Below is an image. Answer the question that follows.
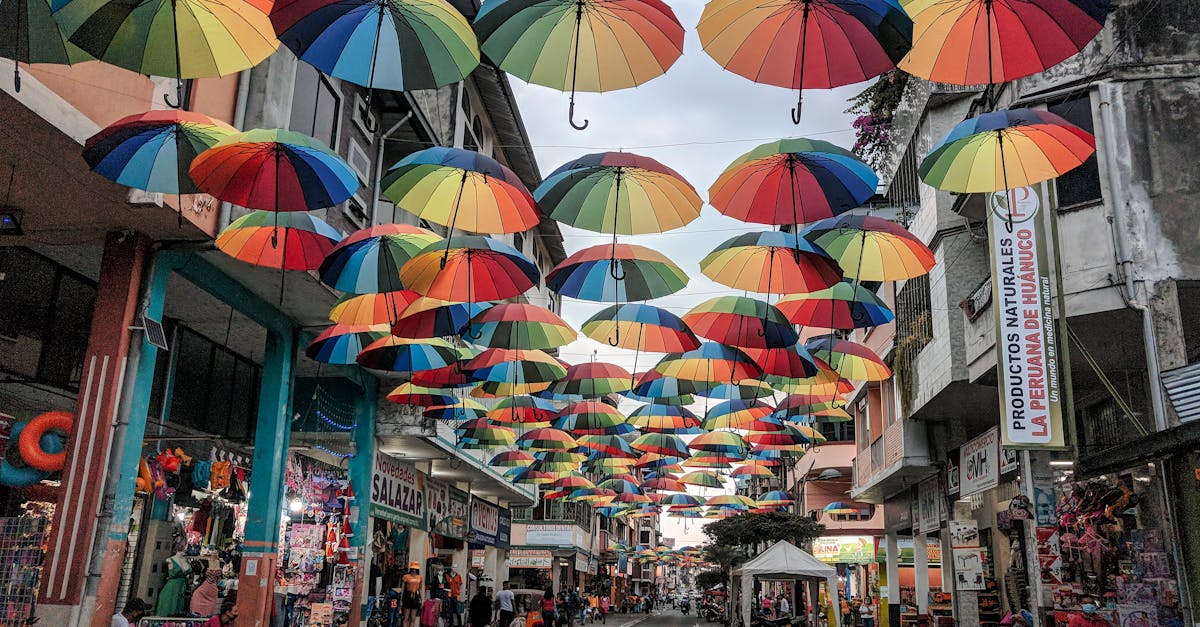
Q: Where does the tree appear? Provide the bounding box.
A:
[702,511,826,550]
[695,568,726,591]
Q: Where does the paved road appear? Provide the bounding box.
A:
[594,608,714,627]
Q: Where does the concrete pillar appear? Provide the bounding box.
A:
[885,532,900,627]
[348,379,378,626]
[950,501,978,626]
[1148,280,1187,426]
[914,532,929,615]
[236,328,296,627]
[36,232,149,627]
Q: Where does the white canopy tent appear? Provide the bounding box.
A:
[734,541,840,627]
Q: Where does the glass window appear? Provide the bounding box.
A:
[290,64,341,149]
[1048,94,1102,207]
[156,324,261,440]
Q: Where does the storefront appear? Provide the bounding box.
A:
[367,453,427,602]
[506,549,554,590]
[467,497,512,595]
[812,535,876,600]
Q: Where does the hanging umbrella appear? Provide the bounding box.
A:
[584,457,637,474]
[393,298,493,339]
[774,393,847,419]
[682,297,799,350]
[551,472,596,491]
[654,343,762,384]
[1,0,91,91]
[745,423,817,448]
[899,0,1109,86]
[802,215,935,281]
[776,281,894,329]
[706,494,757,509]
[807,337,891,381]
[657,493,702,507]
[83,110,235,225]
[918,108,1096,196]
[768,365,854,396]
[503,465,556,482]
[757,490,794,506]
[386,383,458,406]
[701,400,775,431]
[304,324,390,365]
[547,243,689,302]
[627,405,700,433]
[400,235,539,303]
[549,362,633,398]
[55,0,278,107]
[641,476,687,493]
[537,152,700,233]
[634,452,684,469]
[685,451,742,467]
[463,348,568,385]
[699,231,843,297]
[489,450,535,467]
[319,224,442,296]
[464,303,576,350]
[709,139,879,231]
[581,303,700,351]
[822,500,865,514]
[730,463,775,478]
[474,0,684,129]
[356,336,458,373]
[471,379,553,398]
[328,290,421,325]
[741,343,820,380]
[688,430,747,454]
[678,470,724,488]
[748,448,785,465]
[217,210,341,270]
[626,370,705,404]
[553,401,629,434]
[271,0,478,105]
[597,477,642,494]
[517,427,578,452]
[576,434,636,458]
[698,0,912,123]
[424,398,487,421]
[458,421,518,448]
[630,433,690,458]
[487,395,558,425]
[696,380,776,401]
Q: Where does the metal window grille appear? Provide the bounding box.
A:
[0,517,48,624]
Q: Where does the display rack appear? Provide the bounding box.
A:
[0,517,47,625]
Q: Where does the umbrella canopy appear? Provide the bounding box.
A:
[742,343,820,380]
[536,152,701,233]
[657,493,702,506]
[489,450,535,467]
[696,380,776,401]
[802,215,935,281]
[702,400,775,430]
[304,324,390,365]
[776,281,894,329]
[682,296,799,350]
[356,336,458,373]
[386,383,458,406]
[553,401,628,434]
[775,392,845,416]
[634,453,685,470]
[271,0,478,92]
[552,472,596,490]
[547,243,689,302]
[709,139,879,227]
[319,224,442,295]
[685,451,741,467]
[899,0,1109,86]
[488,395,558,425]
[576,434,636,458]
[918,108,1097,194]
[581,303,700,352]
[745,423,818,448]
[423,398,487,421]
[393,298,492,339]
[380,146,538,233]
[654,343,762,383]
[414,357,481,389]
[768,366,855,396]
[642,476,687,492]
[400,235,539,302]
[190,129,358,211]
[757,490,794,506]
[822,500,866,514]
[1,0,90,89]
[627,404,700,433]
[630,433,690,457]
[474,0,684,129]
[465,303,576,350]
[464,348,568,385]
[678,470,724,488]
[472,379,553,398]
[689,430,748,454]
[458,421,518,448]
[597,477,642,494]
[627,370,705,404]
[217,210,341,270]
[550,362,633,398]
[329,290,421,325]
[584,458,638,474]
[706,494,757,509]
[700,231,843,296]
[517,427,578,452]
[807,338,891,381]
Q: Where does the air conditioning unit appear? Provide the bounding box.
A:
[352,92,377,140]
[346,138,371,186]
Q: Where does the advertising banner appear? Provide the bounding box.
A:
[959,427,1000,497]
[917,475,941,533]
[988,186,1065,448]
[813,536,875,564]
[525,524,575,547]
[946,449,960,497]
[469,499,511,548]
[506,549,553,569]
[877,537,942,566]
[426,479,468,539]
[370,454,426,529]
[953,548,987,591]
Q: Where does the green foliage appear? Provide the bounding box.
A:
[702,543,749,573]
[695,568,727,591]
[702,511,826,549]
[845,70,911,169]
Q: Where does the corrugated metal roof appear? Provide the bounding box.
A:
[1161,362,1200,424]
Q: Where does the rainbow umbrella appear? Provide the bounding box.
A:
[627,405,700,433]
[802,215,935,281]
[581,303,700,351]
[553,401,629,434]
[823,500,865,514]
[709,139,879,229]
[641,476,686,492]
[1,0,90,90]
[217,210,341,270]
[807,338,891,381]
[918,108,1097,196]
[655,343,761,384]
[657,493,702,507]
[304,324,390,365]
[531,451,589,469]
[400,235,539,303]
[748,448,785,465]
[775,393,846,419]
[381,146,538,237]
[613,493,653,505]
[271,0,478,95]
[630,433,689,457]
[701,400,775,430]
[700,231,843,297]
[731,463,775,478]
[757,490,794,506]
[410,352,478,388]
[319,224,442,296]
[329,290,421,325]
[685,452,741,467]
[768,365,855,396]
[698,0,912,123]
[56,0,278,107]
[745,424,817,448]
[634,453,685,470]
[626,370,704,404]
[504,466,556,483]
[547,243,689,303]
[549,362,633,398]
[682,297,799,350]
[487,395,558,425]
[776,281,894,329]
[899,0,1109,86]
[465,303,576,350]
[597,477,642,494]
[489,450,535,467]
[741,343,820,380]
[696,380,776,401]
[517,427,578,451]
[356,336,458,373]
[471,380,553,398]
[667,506,704,518]
[688,430,747,454]
[393,298,492,339]
[576,434,637,458]
[552,472,596,490]
[706,494,757,509]
[386,383,457,406]
[584,458,637,474]
[571,488,618,503]
[464,348,568,385]
[424,398,487,422]
[475,0,684,129]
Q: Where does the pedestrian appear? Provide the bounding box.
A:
[599,595,609,624]
[777,595,790,618]
[112,598,151,627]
[763,595,774,619]
[859,597,875,627]
[841,597,852,627]
[202,600,238,627]
[496,581,516,627]
[541,588,558,627]
[469,588,493,627]
[1068,602,1114,627]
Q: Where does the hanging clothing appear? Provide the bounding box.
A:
[156,556,190,617]
[421,598,442,626]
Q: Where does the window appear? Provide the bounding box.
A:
[816,419,855,443]
[1048,94,1102,207]
[290,64,341,149]
[513,232,525,255]
[150,324,261,440]
[0,247,96,389]
[831,507,874,521]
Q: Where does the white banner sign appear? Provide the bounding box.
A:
[526,524,576,547]
[507,549,553,569]
[960,427,1000,497]
[953,548,987,591]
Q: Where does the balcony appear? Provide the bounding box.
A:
[850,418,935,504]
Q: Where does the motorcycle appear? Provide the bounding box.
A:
[681,601,691,616]
[750,612,805,627]
[700,602,726,623]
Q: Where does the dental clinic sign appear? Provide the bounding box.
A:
[988,186,1065,449]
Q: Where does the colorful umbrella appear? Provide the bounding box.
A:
[553,401,629,434]
[918,108,1096,195]
[626,370,705,404]
[502,465,555,482]
[775,392,845,417]
[217,210,341,270]
[581,303,700,351]
[655,343,762,384]
[549,362,633,398]
[423,398,487,422]
[537,152,700,233]
[699,231,843,296]
[190,129,358,212]
[775,281,894,329]
[584,458,637,474]
[400,235,539,303]
[471,379,553,398]
[597,477,642,494]
[641,476,687,493]
[685,451,741,467]
[487,395,558,425]
[271,0,478,98]
[682,296,799,350]
[822,500,865,514]
[630,433,690,457]
[516,427,577,452]
[576,434,636,458]
[688,430,747,454]
[757,490,794,506]
[767,366,854,396]
[534,450,588,466]
[698,0,912,123]
[386,383,457,406]
[458,421,517,448]
[702,400,775,430]
[328,290,421,325]
[696,380,776,401]
[802,215,935,281]
[465,303,576,350]
[381,146,538,237]
[304,324,389,365]
[411,351,486,390]
[474,0,684,129]
[899,0,1109,86]
[730,462,775,478]
[489,450,535,467]
[464,348,568,385]
[356,336,458,373]
[807,338,891,381]
[319,224,442,296]
[741,343,820,380]
[393,298,492,339]
[678,471,724,488]
[627,405,700,433]
[56,0,278,107]
[634,453,685,470]
[551,472,596,490]
[547,243,689,303]
[706,494,757,509]
[657,493,702,507]
[745,423,817,448]
[1,0,90,90]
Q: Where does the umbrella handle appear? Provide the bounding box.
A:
[569,99,589,131]
[465,325,483,341]
[13,63,19,93]
[791,94,803,126]
[164,79,184,109]
[360,96,380,134]
[609,258,626,281]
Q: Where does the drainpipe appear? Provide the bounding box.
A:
[1098,82,1168,432]
[217,71,253,232]
[371,112,414,225]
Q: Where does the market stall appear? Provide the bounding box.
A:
[735,540,841,627]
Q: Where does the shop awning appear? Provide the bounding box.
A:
[735,541,840,627]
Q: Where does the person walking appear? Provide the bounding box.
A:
[495,581,516,627]
[859,597,875,627]
[541,588,558,627]
[111,598,150,627]
[841,597,853,627]
[469,588,493,627]
[777,595,791,618]
[599,595,609,624]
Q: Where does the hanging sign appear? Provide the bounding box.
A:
[370,454,426,529]
[426,479,468,539]
[952,548,987,591]
[946,449,960,498]
[506,549,553,569]
[917,475,941,533]
[469,499,511,548]
[813,536,875,564]
[988,186,1065,448]
[526,524,576,547]
[959,427,1000,498]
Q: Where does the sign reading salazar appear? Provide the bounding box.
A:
[371,454,426,529]
[988,187,1065,449]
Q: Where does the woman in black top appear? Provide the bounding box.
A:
[469,589,493,627]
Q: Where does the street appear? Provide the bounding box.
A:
[591,608,712,627]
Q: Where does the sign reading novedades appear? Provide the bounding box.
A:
[371,454,426,529]
[988,186,1065,448]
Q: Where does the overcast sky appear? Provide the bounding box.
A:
[510,0,869,548]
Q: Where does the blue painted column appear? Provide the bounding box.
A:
[349,377,378,626]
